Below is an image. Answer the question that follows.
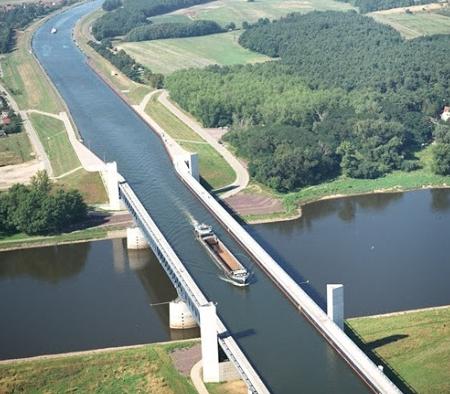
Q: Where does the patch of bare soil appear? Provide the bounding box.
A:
[215,380,248,394]
[224,193,283,216]
[169,344,201,376]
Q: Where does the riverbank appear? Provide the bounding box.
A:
[0,340,199,393]
[347,305,450,394]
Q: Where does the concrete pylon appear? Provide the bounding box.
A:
[169,298,197,329]
[185,152,199,181]
[126,227,149,250]
[200,302,220,383]
[105,161,122,210]
[327,284,344,330]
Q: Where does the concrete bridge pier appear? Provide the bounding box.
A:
[200,302,220,382]
[175,152,199,181]
[327,284,344,330]
[104,161,124,210]
[169,298,197,329]
[126,227,149,250]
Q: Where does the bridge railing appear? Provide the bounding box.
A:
[118,181,269,394]
[175,161,402,394]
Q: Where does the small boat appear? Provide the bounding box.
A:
[51,27,57,34]
[195,223,250,287]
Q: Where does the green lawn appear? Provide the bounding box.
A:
[29,113,80,176]
[347,307,450,394]
[145,95,235,190]
[283,145,450,212]
[151,0,355,26]
[0,29,63,113]
[0,342,198,394]
[58,169,108,205]
[0,132,34,166]
[118,31,271,75]
[371,11,450,39]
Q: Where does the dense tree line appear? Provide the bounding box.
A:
[0,94,22,134]
[166,12,450,191]
[89,40,164,87]
[336,0,436,13]
[94,0,214,40]
[102,0,122,11]
[0,172,87,235]
[125,20,224,41]
[0,1,74,53]
[432,123,450,176]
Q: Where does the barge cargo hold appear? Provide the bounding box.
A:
[194,223,250,287]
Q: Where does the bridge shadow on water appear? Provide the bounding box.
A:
[345,324,416,394]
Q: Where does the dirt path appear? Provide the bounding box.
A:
[370,2,445,14]
[158,90,249,198]
[0,160,44,189]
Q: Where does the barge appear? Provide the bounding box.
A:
[194,223,250,287]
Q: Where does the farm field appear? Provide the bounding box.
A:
[118,31,271,75]
[151,0,355,26]
[347,306,450,394]
[371,9,450,39]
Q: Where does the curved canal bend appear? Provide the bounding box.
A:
[32,2,368,392]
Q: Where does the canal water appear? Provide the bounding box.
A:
[0,239,198,360]
[30,2,370,393]
[251,189,450,318]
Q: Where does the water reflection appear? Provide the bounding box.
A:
[430,188,450,212]
[0,243,89,283]
[0,239,198,360]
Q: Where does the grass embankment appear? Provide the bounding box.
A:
[0,342,198,393]
[0,225,122,251]
[280,146,450,213]
[371,7,450,39]
[0,30,62,113]
[29,113,80,176]
[28,112,107,204]
[151,0,355,26]
[0,132,34,166]
[347,306,450,394]
[145,94,235,190]
[118,31,271,75]
[75,9,151,105]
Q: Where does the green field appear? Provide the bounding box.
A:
[371,10,450,39]
[29,113,80,176]
[119,31,271,75]
[145,94,235,189]
[347,307,450,393]
[0,29,63,113]
[0,132,33,166]
[0,342,198,394]
[151,0,355,26]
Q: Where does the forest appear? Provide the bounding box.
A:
[0,1,73,53]
[336,0,436,13]
[166,12,450,191]
[93,0,213,40]
[0,172,87,235]
[125,20,224,42]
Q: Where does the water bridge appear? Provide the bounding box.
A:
[32,2,403,392]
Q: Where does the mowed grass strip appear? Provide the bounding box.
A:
[347,307,450,394]
[0,132,33,166]
[0,30,63,113]
[119,31,271,75]
[145,95,235,190]
[371,11,450,39]
[152,0,355,26]
[0,342,197,394]
[29,113,80,176]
